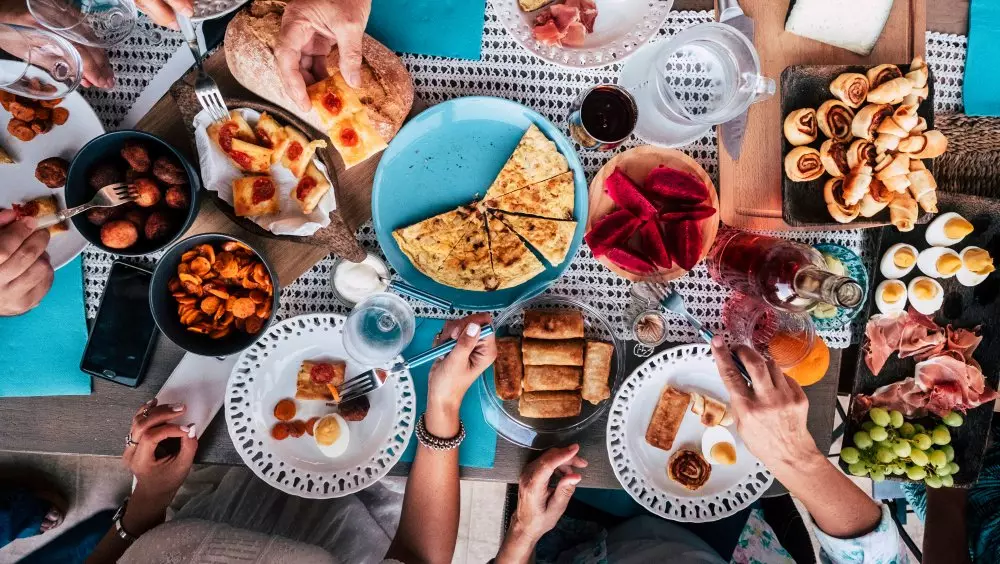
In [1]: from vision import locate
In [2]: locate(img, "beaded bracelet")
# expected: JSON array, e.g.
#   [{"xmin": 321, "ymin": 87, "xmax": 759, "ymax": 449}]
[{"xmin": 416, "ymin": 413, "xmax": 466, "ymax": 451}]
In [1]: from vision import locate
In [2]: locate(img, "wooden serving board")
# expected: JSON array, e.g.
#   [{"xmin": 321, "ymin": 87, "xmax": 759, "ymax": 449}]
[{"xmin": 717, "ymin": 0, "xmax": 927, "ymax": 231}]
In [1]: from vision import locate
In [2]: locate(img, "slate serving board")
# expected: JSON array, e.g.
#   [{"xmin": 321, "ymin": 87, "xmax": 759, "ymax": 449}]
[
  {"xmin": 844, "ymin": 193, "xmax": 1000, "ymax": 486},
  {"xmin": 780, "ymin": 64, "xmax": 935, "ymax": 228}
]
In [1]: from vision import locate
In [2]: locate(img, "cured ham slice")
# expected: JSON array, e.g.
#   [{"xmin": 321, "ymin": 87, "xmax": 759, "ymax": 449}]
[
  {"xmin": 856, "ymin": 353, "xmax": 997, "ymax": 418},
  {"xmin": 531, "ymin": 0, "xmax": 598, "ymax": 47},
  {"xmin": 863, "ymin": 310, "xmax": 945, "ymax": 374},
  {"xmin": 532, "ymin": 20, "xmax": 562, "ymax": 45},
  {"xmin": 561, "ymin": 22, "xmax": 587, "ymax": 47},
  {"xmin": 565, "ymin": 0, "xmax": 598, "ymax": 32},
  {"xmin": 549, "ymin": 3, "xmax": 580, "ymax": 30}
]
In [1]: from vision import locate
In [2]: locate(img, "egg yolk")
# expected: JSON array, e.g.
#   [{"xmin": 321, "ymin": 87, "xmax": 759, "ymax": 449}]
[
  {"xmin": 893, "ymin": 247, "xmax": 916, "ymax": 268},
  {"xmin": 936, "ymin": 254, "xmax": 962, "ymax": 275},
  {"xmin": 944, "ymin": 217, "xmax": 974, "ymax": 239},
  {"xmin": 314, "ymin": 417, "xmax": 341, "ymax": 446},
  {"xmin": 882, "ymin": 282, "xmax": 905, "ymax": 303},
  {"xmin": 965, "ymin": 249, "xmax": 996, "ymax": 275},
  {"xmin": 913, "ymin": 279, "xmax": 938, "ymax": 300},
  {"xmin": 710, "ymin": 442, "xmax": 737, "ymax": 465}
]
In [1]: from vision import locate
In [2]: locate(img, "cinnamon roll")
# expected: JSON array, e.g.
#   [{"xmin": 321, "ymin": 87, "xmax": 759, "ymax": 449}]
[
  {"xmin": 897, "ymin": 130, "xmax": 948, "ymax": 159},
  {"xmin": 851, "ymin": 104, "xmax": 893, "ymax": 140},
  {"xmin": 875, "ymin": 153, "xmax": 911, "ymax": 182},
  {"xmin": 847, "ymin": 139, "xmax": 877, "ymax": 170},
  {"xmin": 867, "ymin": 77, "xmax": 913, "ymax": 105},
  {"xmin": 783, "ymin": 108, "xmax": 818, "ymax": 146},
  {"xmin": 908, "ymin": 159, "xmax": 938, "ymax": 213},
  {"xmin": 859, "ymin": 178, "xmax": 894, "ymax": 217},
  {"xmin": 866, "ymin": 64, "xmax": 903, "ymax": 89},
  {"xmin": 829, "ymin": 73, "xmax": 869, "ymax": 108},
  {"xmin": 843, "ymin": 165, "xmax": 873, "ymax": 206},
  {"xmin": 667, "ymin": 449, "xmax": 711, "ymax": 491},
  {"xmin": 819, "ymin": 139, "xmax": 850, "ymax": 177},
  {"xmin": 784, "ymin": 146, "xmax": 824, "ymax": 182},
  {"xmin": 824, "ymin": 177, "xmax": 861, "ymax": 223},
  {"xmin": 906, "ymin": 56, "xmax": 929, "ymax": 89},
  {"xmin": 889, "ymin": 192, "xmax": 919, "ymax": 232},
  {"xmin": 816, "ymin": 100, "xmax": 855, "ymax": 143}
]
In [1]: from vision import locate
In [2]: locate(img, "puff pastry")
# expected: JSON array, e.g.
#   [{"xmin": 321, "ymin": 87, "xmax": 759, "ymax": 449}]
[
  {"xmin": 903, "ymin": 86, "xmax": 929, "ymax": 107},
  {"xmin": 881, "ymin": 174, "xmax": 911, "ymax": 194},
  {"xmin": 875, "ymin": 153, "xmax": 911, "ymax": 183},
  {"xmin": 784, "ymin": 146, "xmax": 824, "ymax": 182},
  {"xmin": 522, "ymin": 338, "xmax": 585, "ymax": 366},
  {"xmin": 874, "ymin": 133, "xmax": 901, "ymax": 155},
  {"xmin": 897, "ymin": 130, "xmax": 948, "ymax": 159},
  {"xmin": 889, "ymin": 192, "xmax": 918, "ymax": 232},
  {"xmin": 783, "ymin": 108, "xmax": 818, "ymax": 146},
  {"xmin": 494, "ymin": 337, "xmax": 524, "ymax": 400},
  {"xmin": 842, "ymin": 165, "xmax": 873, "ymax": 206},
  {"xmin": 522, "ymin": 365, "xmax": 581, "ymax": 392},
  {"xmin": 816, "ymin": 99, "xmax": 855, "ymax": 143},
  {"xmin": 867, "ymin": 77, "xmax": 912, "ymax": 105},
  {"xmin": 820, "ymin": 140, "xmax": 850, "ymax": 177},
  {"xmin": 830, "ymin": 73, "xmax": 869, "ymax": 108},
  {"xmin": 876, "ymin": 104, "xmax": 919, "ymax": 137},
  {"xmin": 847, "ymin": 139, "xmax": 877, "ymax": 170},
  {"xmin": 867, "ymin": 64, "xmax": 903, "ymax": 88},
  {"xmin": 911, "ymin": 117, "xmax": 928, "ymax": 134},
  {"xmin": 907, "ymin": 159, "xmax": 938, "ymax": 213},
  {"xmin": 581, "ymin": 341, "xmax": 613, "ymax": 405},
  {"xmin": 906, "ymin": 55, "xmax": 929, "ymax": 89},
  {"xmin": 518, "ymin": 391, "xmax": 582, "ymax": 419},
  {"xmin": 824, "ymin": 177, "xmax": 861, "ymax": 223},
  {"xmin": 851, "ymin": 104, "xmax": 893, "ymax": 140},
  {"xmin": 859, "ymin": 178, "xmax": 894, "ymax": 217},
  {"xmin": 645, "ymin": 386, "xmax": 690, "ymax": 451},
  {"xmin": 522, "ymin": 310, "xmax": 585, "ymax": 340}
]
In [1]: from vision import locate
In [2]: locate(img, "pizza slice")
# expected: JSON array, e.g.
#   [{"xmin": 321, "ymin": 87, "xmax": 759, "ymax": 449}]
[
  {"xmin": 431, "ymin": 214, "xmax": 499, "ymax": 291},
  {"xmin": 494, "ymin": 211, "xmax": 577, "ymax": 266},
  {"xmin": 228, "ymin": 139, "xmax": 273, "ymax": 173},
  {"xmin": 233, "ymin": 175, "xmax": 279, "ymax": 217},
  {"xmin": 296, "ymin": 360, "xmax": 347, "ymax": 400},
  {"xmin": 482, "ymin": 124, "xmax": 569, "ymax": 201},
  {"xmin": 275, "ymin": 126, "xmax": 328, "ymax": 178},
  {"xmin": 14, "ymin": 195, "xmax": 66, "ymax": 234},
  {"xmin": 485, "ymin": 170, "xmax": 574, "ymax": 220},
  {"xmin": 327, "ymin": 112, "xmax": 388, "ymax": 169},
  {"xmin": 392, "ymin": 205, "xmax": 480, "ymax": 278},
  {"xmin": 253, "ymin": 112, "xmax": 288, "ymax": 152},
  {"xmin": 291, "ymin": 162, "xmax": 332, "ymax": 214},
  {"xmin": 487, "ymin": 213, "xmax": 545, "ymax": 290}
]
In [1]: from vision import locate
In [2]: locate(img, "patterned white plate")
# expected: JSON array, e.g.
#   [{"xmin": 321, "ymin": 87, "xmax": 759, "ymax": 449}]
[
  {"xmin": 491, "ymin": 0, "xmax": 673, "ymax": 69},
  {"xmin": 225, "ymin": 313, "xmax": 416, "ymax": 499},
  {"xmin": 606, "ymin": 344, "xmax": 773, "ymax": 522}
]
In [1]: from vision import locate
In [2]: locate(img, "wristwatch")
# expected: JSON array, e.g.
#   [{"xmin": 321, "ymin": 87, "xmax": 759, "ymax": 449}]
[{"xmin": 112, "ymin": 497, "xmax": 139, "ymax": 544}]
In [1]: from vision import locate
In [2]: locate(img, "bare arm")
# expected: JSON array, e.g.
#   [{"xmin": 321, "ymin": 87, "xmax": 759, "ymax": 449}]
[{"xmin": 923, "ymin": 487, "xmax": 970, "ymax": 564}]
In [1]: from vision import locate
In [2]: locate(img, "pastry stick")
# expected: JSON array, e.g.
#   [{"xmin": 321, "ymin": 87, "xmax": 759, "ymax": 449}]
[
  {"xmin": 522, "ymin": 339, "xmax": 584, "ymax": 366},
  {"xmin": 494, "ymin": 337, "xmax": 524, "ymax": 401},
  {"xmin": 645, "ymin": 386, "xmax": 690, "ymax": 451},
  {"xmin": 889, "ymin": 193, "xmax": 918, "ymax": 232},
  {"xmin": 907, "ymin": 160, "xmax": 938, "ymax": 214},
  {"xmin": 522, "ymin": 310, "xmax": 585, "ymax": 340},
  {"xmin": 518, "ymin": 391, "xmax": 582, "ymax": 419},
  {"xmin": 581, "ymin": 341, "xmax": 613, "ymax": 405},
  {"xmin": 523, "ymin": 365, "xmax": 582, "ymax": 392}
]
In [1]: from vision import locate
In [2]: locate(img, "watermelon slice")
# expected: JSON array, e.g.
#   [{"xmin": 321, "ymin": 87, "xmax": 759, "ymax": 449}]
[
  {"xmin": 605, "ymin": 168, "xmax": 656, "ymax": 220},
  {"xmin": 639, "ymin": 221, "xmax": 672, "ymax": 269},
  {"xmin": 606, "ymin": 247, "xmax": 656, "ymax": 274},
  {"xmin": 584, "ymin": 208, "xmax": 642, "ymax": 258},
  {"xmin": 662, "ymin": 219, "xmax": 703, "ymax": 271},
  {"xmin": 643, "ymin": 165, "xmax": 710, "ymax": 206}
]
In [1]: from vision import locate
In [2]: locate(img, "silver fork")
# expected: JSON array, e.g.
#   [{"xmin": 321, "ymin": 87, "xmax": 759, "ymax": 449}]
[
  {"xmin": 640, "ymin": 282, "xmax": 753, "ymax": 387},
  {"xmin": 337, "ymin": 325, "xmax": 496, "ymax": 404},
  {"xmin": 34, "ymin": 183, "xmax": 135, "ymax": 231},
  {"xmin": 176, "ymin": 12, "xmax": 228, "ymax": 122}
]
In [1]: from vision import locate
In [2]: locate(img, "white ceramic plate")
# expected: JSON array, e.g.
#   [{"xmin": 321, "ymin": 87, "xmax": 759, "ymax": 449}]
[
  {"xmin": 492, "ymin": 0, "xmax": 673, "ymax": 69},
  {"xmin": 606, "ymin": 344, "xmax": 773, "ymax": 522},
  {"xmin": 0, "ymin": 92, "xmax": 103, "ymax": 269},
  {"xmin": 225, "ymin": 314, "xmax": 416, "ymax": 499}
]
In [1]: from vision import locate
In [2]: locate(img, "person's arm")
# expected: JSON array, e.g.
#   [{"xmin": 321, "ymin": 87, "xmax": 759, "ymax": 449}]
[
  {"xmin": 385, "ymin": 314, "xmax": 496, "ymax": 564},
  {"xmin": 923, "ymin": 487, "xmax": 970, "ymax": 564}
]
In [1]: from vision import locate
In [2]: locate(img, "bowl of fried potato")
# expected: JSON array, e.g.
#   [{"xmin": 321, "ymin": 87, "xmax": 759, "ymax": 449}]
[{"xmin": 150, "ymin": 233, "xmax": 279, "ymax": 356}]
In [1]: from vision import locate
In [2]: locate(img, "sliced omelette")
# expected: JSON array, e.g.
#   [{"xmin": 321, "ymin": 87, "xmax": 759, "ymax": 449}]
[
  {"xmin": 495, "ymin": 211, "xmax": 576, "ymax": 266},
  {"xmin": 482, "ymin": 125, "xmax": 568, "ymax": 201},
  {"xmin": 392, "ymin": 206, "xmax": 480, "ymax": 279},
  {"xmin": 431, "ymin": 213, "xmax": 499, "ymax": 291},
  {"xmin": 487, "ymin": 213, "xmax": 545, "ymax": 290},
  {"xmin": 485, "ymin": 170, "xmax": 574, "ymax": 220}
]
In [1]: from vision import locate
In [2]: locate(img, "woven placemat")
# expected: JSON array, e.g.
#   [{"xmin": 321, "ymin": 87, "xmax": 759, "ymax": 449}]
[{"xmin": 936, "ymin": 113, "xmax": 1000, "ymax": 199}]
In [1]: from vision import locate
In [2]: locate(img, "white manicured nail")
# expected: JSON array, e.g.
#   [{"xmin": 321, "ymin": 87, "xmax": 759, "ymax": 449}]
[
  {"xmin": 171, "ymin": 404, "xmax": 184, "ymax": 412},
  {"xmin": 465, "ymin": 323, "xmax": 480, "ymax": 337},
  {"xmin": 184, "ymin": 424, "xmax": 196, "ymax": 438}
]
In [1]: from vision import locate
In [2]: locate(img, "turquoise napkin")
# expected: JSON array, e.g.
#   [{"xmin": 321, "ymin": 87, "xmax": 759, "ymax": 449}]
[
  {"xmin": 0, "ymin": 257, "xmax": 90, "ymax": 397},
  {"xmin": 964, "ymin": 0, "xmax": 1000, "ymax": 116},
  {"xmin": 400, "ymin": 318, "xmax": 497, "ymax": 468},
  {"xmin": 366, "ymin": 0, "xmax": 486, "ymax": 60}
]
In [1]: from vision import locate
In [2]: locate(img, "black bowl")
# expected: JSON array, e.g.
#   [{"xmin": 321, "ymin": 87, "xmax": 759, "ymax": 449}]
[
  {"xmin": 66, "ymin": 130, "xmax": 200, "ymax": 256},
  {"xmin": 150, "ymin": 233, "xmax": 280, "ymax": 357}
]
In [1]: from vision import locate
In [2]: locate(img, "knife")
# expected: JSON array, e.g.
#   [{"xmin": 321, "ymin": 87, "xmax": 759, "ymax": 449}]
[{"xmin": 718, "ymin": 0, "xmax": 755, "ymax": 160}]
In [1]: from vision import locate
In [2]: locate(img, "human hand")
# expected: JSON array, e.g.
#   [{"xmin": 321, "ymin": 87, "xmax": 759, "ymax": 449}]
[
  {"xmin": 122, "ymin": 399, "xmax": 197, "ymax": 507},
  {"xmin": 75, "ymin": 43, "xmax": 115, "ymax": 90},
  {"xmin": 710, "ymin": 336, "xmax": 822, "ymax": 477},
  {"xmin": 496, "ymin": 445, "xmax": 588, "ymax": 564},
  {"xmin": 0, "ymin": 210, "xmax": 53, "ymax": 317},
  {"xmin": 425, "ymin": 313, "xmax": 496, "ymax": 437},
  {"xmin": 275, "ymin": 0, "xmax": 372, "ymax": 112},
  {"xmin": 134, "ymin": 0, "xmax": 193, "ymax": 31}
]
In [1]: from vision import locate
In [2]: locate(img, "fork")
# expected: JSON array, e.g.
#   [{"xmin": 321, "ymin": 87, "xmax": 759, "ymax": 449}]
[
  {"xmin": 34, "ymin": 183, "xmax": 135, "ymax": 231},
  {"xmin": 640, "ymin": 282, "xmax": 753, "ymax": 387},
  {"xmin": 337, "ymin": 325, "xmax": 496, "ymax": 404},
  {"xmin": 176, "ymin": 12, "xmax": 228, "ymax": 123}
]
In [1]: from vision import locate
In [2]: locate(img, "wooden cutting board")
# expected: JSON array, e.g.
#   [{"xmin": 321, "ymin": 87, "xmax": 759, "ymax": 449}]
[{"xmin": 717, "ymin": 0, "xmax": 927, "ymax": 230}]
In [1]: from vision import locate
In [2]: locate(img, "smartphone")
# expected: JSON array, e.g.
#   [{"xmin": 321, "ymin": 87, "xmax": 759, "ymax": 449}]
[{"xmin": 81, "ymin": 261, "xmax": 159, "ymax": 387}]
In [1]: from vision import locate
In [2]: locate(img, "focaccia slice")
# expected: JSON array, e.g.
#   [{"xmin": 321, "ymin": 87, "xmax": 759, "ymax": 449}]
[
  {"xmin": 432, "ymin": 215, "xmax": 499, "ymax": 291},
  {"xmin": 328, "ymin": 113, "xmax": 387, "ymax": 169},
  {"xmin": 485, "ymin": 171, "xmax": 574, "ymax": 220},
  {"xmin": 487, "ymin": 214, "xmax": 544, "ymax": 290},
  {"xmin": 291, "ymin": 162, "xmax": 332, "ymax": 214},
  {"xmin": 254, "ymin": 112, "xmax": 288, "ymax": 152},
  {"xmin": 207, "ymin": 118, "xmax": 273, "ymax": 173},
  {"xmin": 495, "ymin": 211, "xmax": 576, "ymax": 266},
  {"xmin": 307, "ymin": 73, "xmax": 367, "ymax": 127},
  {"xmin": 275, "ymin": 126, "xmax": 327, "ymax": 178},
  {"xmin": 483, "ymin": 124, "xmax": 568, "ymax": 201},
  {"xmin": 296, "ymin": 360, "xmax": 346, "ymax": 400},
  {"xmin": 233, "ymin": 175, "xmax": 279, "ymax": 217},
  {"xmin": 392, "ymin": 206, "xmax": 480, "ymax": 278},
  {"xmin": 225, "ymin": 110, "xmax": 256, "ymax": 142}
]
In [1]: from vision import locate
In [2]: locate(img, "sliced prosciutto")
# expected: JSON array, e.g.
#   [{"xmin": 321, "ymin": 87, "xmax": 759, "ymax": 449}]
[
  {"xmin": 863, "ymin": 310, "xmax": 945, "ymax": 375},
  {"xmin": 531, "ymin": 0, "xmax": 598, "ymax": 47},
  {"xmin": 532, "ymin": 20, "xmax": 562, "ymax": 45}
]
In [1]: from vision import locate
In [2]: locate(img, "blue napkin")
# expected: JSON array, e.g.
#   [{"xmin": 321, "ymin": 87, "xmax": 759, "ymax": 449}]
[
  {"xmin": 400, "ymin": 318, "xmax": 497, "ymax": 468},
  {"xmin": 366, "ymin": 0, "xmax": 486, "ymax": 60},
  {"xmin": 0, "ymin": 257, "xmax": 90, "ymax": 397},
  {"xmin": 964, "ymin": 0, "xmax": 1000, "ymax": 116}
]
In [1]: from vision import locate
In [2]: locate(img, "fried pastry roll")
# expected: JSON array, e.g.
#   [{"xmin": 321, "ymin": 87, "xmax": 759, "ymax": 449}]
[
  {"xmin": 829, "ymin": 72, "xmax": 869, "ymax": 108},
  {"xmin": 783, "ymin": 108, "xmax": 818, "ymax": 146},
  {"xmin": 819, "ymin": 140, "xmax": 850, "ymax": 177},
  {"xmin": 816, "ymin": 99, "xmax": 855, "ymax": 143},
  {"xmin": 889, "ymin": 192, "xmax": 919, "ymax": 232},
  {"xmin": 784, "ymin": 146, "xmax": 824, "ymax": 182}
]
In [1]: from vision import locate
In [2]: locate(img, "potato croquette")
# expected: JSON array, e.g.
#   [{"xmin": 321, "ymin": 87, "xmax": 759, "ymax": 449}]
[
  {"xmin": 132, "ymin": 178, "xmax": 162, "ymax": 207},
  {"xmin": 151, "ymin": 156, "xmax": 186, "ymax": 185},
  {"xmin": 144, "ymin": 211, "xmax": 173, "ymax": 240},
  {"xmin": 51, "ymin": 107, "xmax": 69, "ymax": 125},
  {"xmin": 100, "ymin": 220, "xmax": 139, "ymax": 249},
  {"xmin": 164, "ymin": 186, "xmax": 190, "ymax": 209},
  {"xmin": 88, "ymin": 163, "xmax": 123, "ymax": 190},
  {"xmin": 35, "ymin": 157, "xmax": 69, "ymax": 188},
  {"xmin": 123, "ymin": 208, "xmax": 147, "ymax": 228},
  {"xmin": 9, "ymin": 100, "xmax": 35, "ymax": 122},
  {"xmin": 121, "ymin": 140, "xmax": 151, "ymax": 172},
  {"xmin": 7, "ymin": 119, "xmax": 35, "ymax": 142},
  {"xmin": 86, "ymin": 207, "xmax": 119, "ymax": 226}
]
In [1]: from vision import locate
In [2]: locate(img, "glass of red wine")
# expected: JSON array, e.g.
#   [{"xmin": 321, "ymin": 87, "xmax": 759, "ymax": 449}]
[{"xmin": 567, "ymin": 84, "xmax": 637, "ymax": 151}]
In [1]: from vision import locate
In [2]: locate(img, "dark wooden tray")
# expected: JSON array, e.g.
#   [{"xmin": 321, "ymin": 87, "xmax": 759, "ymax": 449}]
[
  {"xmin": 781, "ymin": 64, "xmax": 935, "ymax": 228},
  {"xmin": 843, "ymin": 193, "xmax": 1000, "ymax": 486}
]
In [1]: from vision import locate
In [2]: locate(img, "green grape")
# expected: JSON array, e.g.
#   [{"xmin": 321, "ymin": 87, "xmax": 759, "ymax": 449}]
[
  {"xmin": 910, "ymin": 449, "xmax": 929, "ymax": 466},
  {"xmin": 889, "ymin": 410, "xmax": 905, "ymax": 429},
  {"xmin": 943, "ymin": 445, "xmax": 955, "ymax": 463},
  {"xmin": 840, "ymin": 447, "xmax": 861, "ymax": 464},
  {"xmin": 899, "ymin": 422, "xmax": 916, "ymax": 438},
  {"xmin": 925, "ymin": 475, "xmax": 943, "ymax": 488},
  {"xmin": 848, "ymin": 462, "xmax": 868, "ymax": 476},
  {"xmin": 861, "ymin": 421, "xmax": 875, "ymax": 431},
  {"xmin": 869, "ymin": 426, "xmax": 889, "ymax": 442},
  {"xmin": 876, "ymin": 447, "xmax": 896, "ymax": 463},
  {"xmin": 943, "ymin": 411, "xmax": 964, "ymax": 427},
  {"xmin": 932, "ymin": 425, "xmax": 951, "ymax": 446},
  {"xmin": 913, "ymin": 433, "xmax": 933, "ymax": 450},
  {"xmin": 929, "ymin": 450, "xmax": 948, "ymax": 468},
  {"xmin": 853, "ymin": 431, "xmax": 874, "ymax": 449},
  {"xmin": 941, "ymin": 475, "xmax": 954, "ymax": 488},
  {"xmin": 935, "ymin": 464, "xmax": 952, "ymax": 477},
  {"xmin": 892, "ymin": 440, "xmax": 912, "ymax": 458},
  {"xmin": 870, "ymin": 470, "xmax": 886, "ymax": 482},
  {"xmin": 913, "ymin": 424, "xmax": 926, "ymax": 434},
  {"xmin": 948, "ymin": 462, "xmax": 960, "ymax": 474},
  {"xmin": 892, "ymin": 464, "xmax": 906, "ymax": 476},
  {"xmin": 870, "ymin": 408, "xmax": 891, "ymax": 427},
  {"xmin": 907, "ymin": 466, "xmax": 928, "ymax": 480}
]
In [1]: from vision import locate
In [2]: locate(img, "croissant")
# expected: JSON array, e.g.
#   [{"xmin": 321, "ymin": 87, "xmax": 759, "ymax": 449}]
[
  {"xmin": 903, "ymin": 86, "xmax": 929, "ymax": 107},
  {"xmin": 820, "ymin": 139, "xmax": 850, "ymax": 177},
  {"xmin": 823, "ymin": 177, "xmax": 861, "ymax": 223},
  {"xmin": 911, "ymin": 116, "xmax": 928, "ymax": 134},
  {"xmin": 784, "ymin": 146, "xmax": 824, "ymax": 182},
  {"xmin": 783, "ymin": 108, "xmax": 818, "ymax": 146},
  {"xmin": 859, "ymin": 178, "xmax": 894, "ymax": 217},
  {"xmin": 816, "ymin": 100, "xmax": 855, "ymax": 143},
  {"xmin": 876, "ymin": 104, "xmax": 919, "ymax": 137},
  {"xmin": 868, "ymin": 77, "xmax": 912, "ymax": 105},
  {"xmin": 847, "ymin": 139, "xmax": 877, "ymax": 170},
  {"xmin": 867, "ymin": 64, "xmax": 903, "ymax": 88},
  {"xmin": 889, "ymin": 192, "xmax": 919, "ymax": 232},
  {"xmin": 851, "ymin": 104, "xmax": 893, "ymax": 140},
  {"xmin": 874, "ymin": 133, "xmax": 901, "ymax": 155},
  {"xmin": 843, "ymin": 165, "xmax": 873, "ymax": 206},
  {"xmin": 882, "ymin": 174, "xmax": 912, "ymax": 194},
  {"xmin": 830, "ymin": 73, "xmax": 869, "ymax": 108},
  {"xmin": 906, "ymin": 56, "xmax": 929, "ymax": 89},
  {"xmin": 875, "ymin": 153, "xmax": 911, "ymax": 182},
  {"xmin": 908, "ymin": 160, "xmax": 938, "ymax": 213},
  {"xmin": 898, "ymin": 130, "xmax": 948, "ymax": 158}
]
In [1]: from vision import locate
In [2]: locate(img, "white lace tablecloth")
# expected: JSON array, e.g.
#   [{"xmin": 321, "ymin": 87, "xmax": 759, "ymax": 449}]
[{"xmin": 79, "ymin": 9, "xmax": 970, "ymax": 349}]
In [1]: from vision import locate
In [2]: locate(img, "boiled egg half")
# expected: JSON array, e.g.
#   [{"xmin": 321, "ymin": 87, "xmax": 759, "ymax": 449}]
[
  {"xmin": 925, "ymin": 212, "xmax": 974, "ymax": 247},
  {"xmin": 313, "ymin": 413, "xmax": 350, "ymax": 458},
  {"xmin": 701, "ymin": 426, "xmax": 737, "ymax": 466},
  {"xmin": 916, "ymin": 247, "xmax": 962, "ymax": 279},
  {"xmin": 907, "ymin": 276, "xmax": 944, "ymax": 315},
  {"xmin": 879, "ymin": 243, "xmax": 918, "ymax": 279},
  {"xmin": 875, "ymin": 280, "xmax": 908, "ymax": 314},
  {"xmin": 957, "ymin": 247, "xmax": 995, "ymax": 287}
]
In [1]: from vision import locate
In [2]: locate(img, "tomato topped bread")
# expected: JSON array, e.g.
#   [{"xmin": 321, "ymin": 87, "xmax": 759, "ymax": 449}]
[{"xmin": 233, "ymin": 175, "xmax": 279, "ymax": 217}]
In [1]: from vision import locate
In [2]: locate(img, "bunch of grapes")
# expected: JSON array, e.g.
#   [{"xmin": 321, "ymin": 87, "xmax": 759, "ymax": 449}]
[{"xmin": 839, "ymin": 408, "xmax": 964, "ymax": 488}]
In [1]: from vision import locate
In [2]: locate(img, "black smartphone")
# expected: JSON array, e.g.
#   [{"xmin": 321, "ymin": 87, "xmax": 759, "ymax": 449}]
[{"xmin": 81, "ymin": 261, "xmax": 159, "ymax": 387}]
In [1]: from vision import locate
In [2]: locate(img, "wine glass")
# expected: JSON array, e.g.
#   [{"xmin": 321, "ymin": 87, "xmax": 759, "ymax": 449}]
[
  {"xmin": 0, "ymin": 23, "xmax": 83, "ymax": 99},
  {"xmin": 343, "ymin": 293, "xmax": 416, "ymax": 367},
  {"xmin": 27, "ymin": 0, "xmax": 136, "ymax": 47}
]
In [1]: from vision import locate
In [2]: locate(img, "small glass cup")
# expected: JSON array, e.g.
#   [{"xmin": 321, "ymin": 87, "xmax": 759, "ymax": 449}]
[
  {"xmin": 343, "ymin": 292, "xmax": 415, "ymax": 367},
  {"xmin": 27, "ymin": 0, "xmax": 137, "ymax": 47},
  {"xmin": 723, "ymin": 292, "xmax": 816, "ymax": 368},
  {"xmin": 0, "ymin": 23, "xmax": 83, "ymax": 99},
  {"xmin": 567, "ymin": 84, "xmax": 637, "ymax": 151}
]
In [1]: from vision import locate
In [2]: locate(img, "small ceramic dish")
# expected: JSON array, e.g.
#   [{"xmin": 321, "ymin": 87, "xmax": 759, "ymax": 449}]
[{"xmin": 811, "ymin": 243, "xmax": 869, "ymax": 330}]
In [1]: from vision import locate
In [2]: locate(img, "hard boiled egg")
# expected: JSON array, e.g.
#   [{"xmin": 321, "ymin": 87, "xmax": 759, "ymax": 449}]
[
  {"xmin": 925, "ymin": 212, "xmax": 974, "ymax": 247},
  {"xmin": 313, "ymin": 413, "xmax": 350, "ymax": 458},
  {"xmin": 879, "ymin": 243, "xmax": 918, "ymax": 279},
  {"xmin": 875, "ymin": 280, "xmax": 908, "ymax": 314},
  {"xmin": 916, "ymin": 247, "xmax": 962, "ymax": 279},
  {"xmin": 908, "ymin": 276, "xmax": 944, "ymax": 315},
  {"xmin": 701, "ymin": 426, "xmax": 737, "ymax": 466},
  {"xmin": 957, "ymin": 247, "xmax": 995, "ymax": 287}
]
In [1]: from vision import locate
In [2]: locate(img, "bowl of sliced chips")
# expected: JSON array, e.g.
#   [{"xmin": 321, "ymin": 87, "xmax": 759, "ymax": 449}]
[{"xmin": 150, "ymin": 233, "xmax": 279, "ymax": 357}]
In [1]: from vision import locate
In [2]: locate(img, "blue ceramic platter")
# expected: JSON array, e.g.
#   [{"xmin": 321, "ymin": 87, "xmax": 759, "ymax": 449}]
[{"xmin": 372, "ymin": 97, "xmax": 588, "ymax": 311}]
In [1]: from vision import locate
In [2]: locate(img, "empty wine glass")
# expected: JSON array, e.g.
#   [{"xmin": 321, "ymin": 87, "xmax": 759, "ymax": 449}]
[
  {"xmin": 0, "ymin": 23, "xmax": 83, "ymax": 99},
  {"xmin": 27, "ymin": 0, "xmax": 136, "ymax": 47}
]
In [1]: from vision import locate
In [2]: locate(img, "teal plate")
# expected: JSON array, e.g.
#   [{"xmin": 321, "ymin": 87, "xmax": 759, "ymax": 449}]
[
  {"xmin": 812, "ymin": 243, "xmax": 869, "ymax": 330},
  {"xmin": 372, "ymin": 97, "xmax": 588, "ymax": 311}
]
